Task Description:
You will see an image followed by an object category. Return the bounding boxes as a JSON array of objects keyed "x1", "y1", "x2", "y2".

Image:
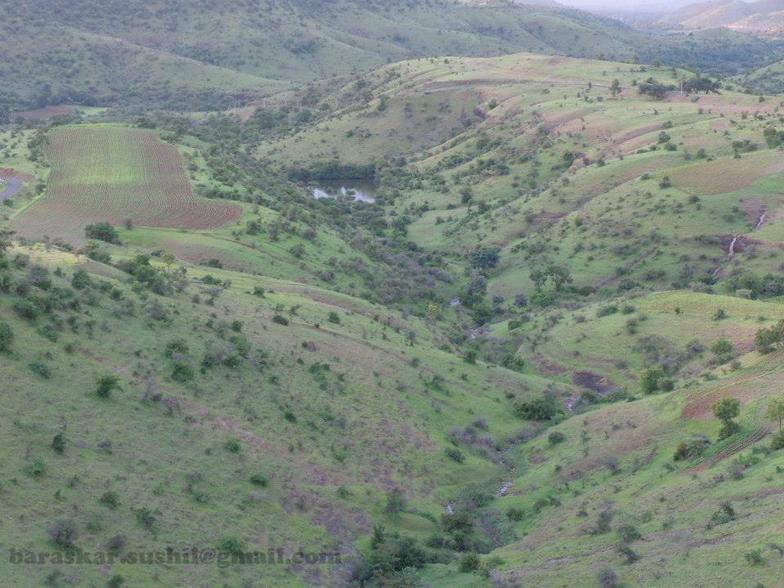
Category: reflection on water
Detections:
[{"x1": 310, "y1": 179, "x2": 377, "y2": 203}]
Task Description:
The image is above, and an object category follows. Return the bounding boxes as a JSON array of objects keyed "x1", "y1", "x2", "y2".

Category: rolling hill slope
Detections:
[
  {"x1": 658, "y1": 0, "x2": 784, "y2": 36},
  {"x1": 5, "y1": 36, "x2": 784, "y2": 586},
  {"x1": 2, "y1": 0, "x2": 784, "y2": 116}
]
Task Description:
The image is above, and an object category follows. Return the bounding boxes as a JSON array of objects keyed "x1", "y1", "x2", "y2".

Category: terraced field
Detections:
[{"x1": 12, "y1": 126, "x2": 242, "y2": 244}]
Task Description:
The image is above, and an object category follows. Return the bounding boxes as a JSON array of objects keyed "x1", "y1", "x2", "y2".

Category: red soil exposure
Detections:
[
  {"x1": 12, "y1": 105, "x2": 77, "y2": 120},
  {"x1": 682, "y1": 367, "x2": 784, "y2": 420},
  {"x1": 0, "y1": 168, "x2": 35, "y2": 181},
  {"x1": 572, "y1": 371, "x2": 619, "y2": 394}
]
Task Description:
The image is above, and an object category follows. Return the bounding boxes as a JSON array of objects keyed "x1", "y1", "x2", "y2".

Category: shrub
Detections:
[
  {"x1": 85, "y1": 222, "x2": 120, "y2": 244},
  {"x1": 596, "y1": 304, "x2": 618, "y2": 317},
  {"x1": 328, "y1": 311, "x2": 341, "y2": 324},
  {"x1": 272, "y1": 315, "x2": 289, "y2": 326},
  {"x1": 51, "y1": 432, "x2": 66, "y2": 454},
  {"x1": 106, "y1": 534, "x2": 126, "y2": 554},
  {"x1": 458, "y1": 553, "x2": 480, "y2": 573},
  {"x1": 384, "y1": 489, "x2": 407, "y2": 515},
  {"x1": 755, "y1": 320, "x2": 784, "y2": 353},
  {"x1": 249, "y1": 474, "x2": 268, "y2": 487},
  {"x1": 225, "y1": 440, "x2": 241, "y2": 453},
  {"x1": 506, "y1": 508, "x2": 525, "y2": 521},
  {"x1": 26, "y1": 456, "x2": 46, "y2": 477},
  {"x1": 134, "y1": 507, "x2": 157, "y2": 531},
  {"x1": 597, "y1": 567, "x2": 619, "y2": 588},
  {"x1": 640, "y1": 366, "x2": 669, "y2": 394},
  {"x1": 707, "y1": 502, "x2": 735, "y2": 528},
  {"x1": 548, "y1": 431, "x2": 565, "y2": 445},
  {"x1": 100, "y1": 491, "x2": 120, "y2": 510},
  {"x1": 745, "y1": 549, "x2": 765, "y2": 566},
  {"x1": 0, "y1": 321, "x2": 13, "y2": 352},
  {"x1": 216, "y1": 537, "x2": 245, "y2": 555},
  {"x1": 771, "y1": 431, "x2": 784, "y2": 450},
  {"x1": 164, "y1": 338, "x2": 189, "y2": 358},
  {"x1": 365, "y1": 534, "x2": 429, "y2": 575},
  {"x1": 171, "y1": 361, "x2": 194, "y2": 383},
  {"x1": 711, "y1": 338, "x2": 733, "y2": 356},
  {"x1": 617, "y1": 524, "x2": 641, "y2": 544},
  {"x1": 47, "y1": 519, "x2": 78, "y2": 549},
  {"x1": 618, "y1": 543, "x2": 640, "y2": 563},
  {"x1": 445, "y1": 447, "x2": 465, "y2": 463},
  {"x1": 29, "y1": 360, "x2": 51, "y2": 379},
  {"x1": 513, "y1": 397, "x2": 559, "y2": 421},
  {"x1": 673, "y1": 435, "x2": 710, "y2": 460},
  {"x1": 96, "y1": 375, "x2": 120, "y2": 398},
  {"x1": 13, "y1": 299, "x2": 39, "y2": 320}
]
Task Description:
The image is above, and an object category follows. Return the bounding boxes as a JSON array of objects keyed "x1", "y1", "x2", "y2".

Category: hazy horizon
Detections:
[{"x1": 555, "y1": 0, "x2": 710, "y2": 12}]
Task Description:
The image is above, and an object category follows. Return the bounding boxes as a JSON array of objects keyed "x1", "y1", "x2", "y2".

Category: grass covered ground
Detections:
[{"x1": 4, "y1": 47, "x2": 784, "y2": 587}]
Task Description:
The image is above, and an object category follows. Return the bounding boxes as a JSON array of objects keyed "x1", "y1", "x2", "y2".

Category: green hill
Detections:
[
  {"x1": 3, "y1": 0, "x2": 784, "y2": 116},
  {"x1": 4, "y1": 19, "x2": 784, "y2": 587}
]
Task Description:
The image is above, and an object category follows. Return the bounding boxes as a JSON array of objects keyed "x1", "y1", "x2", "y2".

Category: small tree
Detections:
[
  {"x1": 713, "y1": 398, "x2": 740, "y2": 439},
  {"x1": 384, "y1": 488, "x2": 407, "y2": 516},
  {"x1": 755, "y1": 320, "x2": 784, "y2": 353},
  {"x1": 766, "y1": 398, "x2": 784, "y2": 449},
  {"x1": 51, "y1": 432, "x2": 66, "y2": 454},
  {"x1": 766, "y1": 398, "x2": 784, "y2": 433},
  {"x1": 640, "y1": 366, "x2": 666, "y2": 394}
]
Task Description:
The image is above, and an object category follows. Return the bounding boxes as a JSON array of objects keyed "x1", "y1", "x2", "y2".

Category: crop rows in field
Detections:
[{"x1": 13, "y1": 126, "x2": 242, "y2": 244}]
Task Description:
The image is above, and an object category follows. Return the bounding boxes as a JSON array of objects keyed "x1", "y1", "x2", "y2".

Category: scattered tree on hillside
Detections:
[
  {"x1": 713, "y1": 398, "x2": 740, "y2": 439},
  {"x1": 85, "y1": 222, "x2": 121, "y2": 244},
  {"x1": 766, "y1": 399, "x2": 784, "y2": 449},
  {"x1": 764, "y1": 126, "x2": 784, "y2": 148},
  {"x1": 640, "y1": 366, "x2": 672, "y2": 394},
  {"x1": 513, "y1": 396, "x2": 560, "y2": 421},
  {"x1": 683, "y1": 76, "x2": 720, "y2": 95},
  {"x1": 638, "y1": 78, "x2": 672, "y2": 99},
  {"x1": 530, "y1": 264, "x2": 572, "y2": 292},
  {"x1": 755, "y1": 320, "x2": 784, "y2": 353},
  {"x1": 766, "y1": 398, "x2": 784, "y2": 433},
  {"x1": 469, "y1": 246, "x2": 500, "y2": 270}
]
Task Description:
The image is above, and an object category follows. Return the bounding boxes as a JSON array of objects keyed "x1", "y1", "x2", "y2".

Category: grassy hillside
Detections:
[
  {"x1": 5, "y1": 41, "x2": 784, "y2": 587},
  {"x1": 2, "y1": 0, "x2": 783, "y2": 116}
]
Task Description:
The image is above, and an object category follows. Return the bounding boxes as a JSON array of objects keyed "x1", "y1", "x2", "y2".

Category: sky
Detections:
[{"x1": 556, "y1": 0, "x2": 700, "y2": 11}]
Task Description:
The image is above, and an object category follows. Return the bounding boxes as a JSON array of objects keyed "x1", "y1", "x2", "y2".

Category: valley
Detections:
[{"x1": 3, "y1": 1, "x2": 784, "y2": 587}]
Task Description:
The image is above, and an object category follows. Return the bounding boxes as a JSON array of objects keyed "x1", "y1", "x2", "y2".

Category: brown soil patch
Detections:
[
  {"x1": 13, "y1": 105, "x2": 77, "y2": 120},
  {"x1": 0, "y1": 168, "x2": 35, "y2": 181},
  {"x1": 572, "y1": 371, "x2": 619, "y2": 394},
  {"x1": 13, "y1": 127, "x2": 242, "y2": 245}
]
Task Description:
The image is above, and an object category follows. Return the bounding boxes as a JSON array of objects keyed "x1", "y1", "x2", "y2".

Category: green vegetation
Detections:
[{"x1": 4, "y1": 4, "x2": 784, "y2": 586}]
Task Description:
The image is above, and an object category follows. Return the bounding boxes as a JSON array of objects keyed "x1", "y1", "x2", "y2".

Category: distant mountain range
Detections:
[{"x1": 658, "y1": 0, "x2": 784, "y2": 35}]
